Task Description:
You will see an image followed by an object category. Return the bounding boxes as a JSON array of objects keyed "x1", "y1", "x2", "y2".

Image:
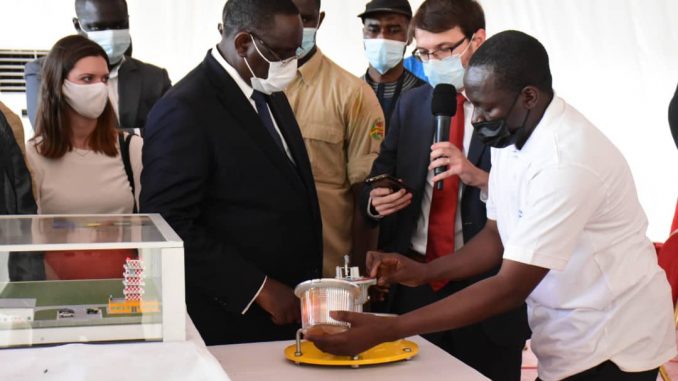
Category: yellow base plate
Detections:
[{"x1": 284, "y1": 340, "x2": 419, "y2": 367}]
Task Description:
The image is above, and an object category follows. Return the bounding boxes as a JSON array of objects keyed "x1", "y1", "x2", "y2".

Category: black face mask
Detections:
[{"x1": 472, "y1": 93, "x2": 530, "y2": 148}]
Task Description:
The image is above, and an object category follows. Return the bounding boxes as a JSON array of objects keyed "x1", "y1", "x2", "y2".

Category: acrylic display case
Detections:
[{"x1": 0, "y1": 214, "x2": 185, "y2": 348}]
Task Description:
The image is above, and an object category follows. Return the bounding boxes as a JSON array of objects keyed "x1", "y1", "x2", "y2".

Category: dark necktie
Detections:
[
  {"x1": 425, "y1": 93, "x2": 466, "y2": 292},
  {"x1": 251, "y1": 90, "x2": 286, "y2": 154}
]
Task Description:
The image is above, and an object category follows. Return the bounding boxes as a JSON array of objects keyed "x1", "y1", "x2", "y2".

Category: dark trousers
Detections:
[
  {"x1": 537, "y1": 360, "x2": 659, "y2": 381},
  {"x1": 389, "y1": 283, "x2": 524, "y2": 381}
]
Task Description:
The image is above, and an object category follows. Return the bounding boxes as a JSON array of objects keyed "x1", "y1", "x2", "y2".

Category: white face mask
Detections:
[
  {"x1": 243, "y1": 35, "x2": 298, "y2": 95},
  {"x1": 363, "y1": 38, "x2": 406, "y2": 75},
  {"x1": 86, "y1": 29, "x2": 131, "y2": 65},
  {"x1": 62, "y1": 79, "x2": 109, "y2": 119},
  {"x1": 296, "y1": 27, "x2": 318, "y2": 59},
  {"x1": 422, "y1": 35, "x2": 473, "y2": 89}
]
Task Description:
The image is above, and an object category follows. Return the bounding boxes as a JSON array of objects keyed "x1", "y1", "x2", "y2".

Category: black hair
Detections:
[
  {"x1": 469, "y1": 30, "x2": 553, "y2": 94},
  {"x1": 413, "y1": 0, "x2": 484, "y2": 39},
  {"x1": 222, "y1": 0, "x2": 299, "y2": 36}
]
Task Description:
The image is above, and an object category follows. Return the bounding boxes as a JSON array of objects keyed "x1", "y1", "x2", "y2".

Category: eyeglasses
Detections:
[
  {"x1": 413, "y1": 36, "x2": 469, "y2": 62},
  {"x1": 250, "y1": 33, "x2": 301, "y2": 65}
]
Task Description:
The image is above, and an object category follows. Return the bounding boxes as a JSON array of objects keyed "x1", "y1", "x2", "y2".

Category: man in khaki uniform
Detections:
[{"x1": 286, "y1": 0, "x2": 385, "y2": 276}]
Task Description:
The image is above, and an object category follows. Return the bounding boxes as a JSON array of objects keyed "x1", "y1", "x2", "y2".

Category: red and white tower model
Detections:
[{"x1": 122, "y1": 258, "x2": 145, "y2": 301}]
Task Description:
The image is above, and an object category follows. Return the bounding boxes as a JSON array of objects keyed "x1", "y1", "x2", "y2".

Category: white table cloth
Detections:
[{"x1": 0, "y1": 316, "x2": 230, "y2": 381}]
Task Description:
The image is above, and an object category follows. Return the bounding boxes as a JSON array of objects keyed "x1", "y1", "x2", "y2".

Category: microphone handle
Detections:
[{"x1": 433, "y1": 115, "x2": 451, "y2": 190}]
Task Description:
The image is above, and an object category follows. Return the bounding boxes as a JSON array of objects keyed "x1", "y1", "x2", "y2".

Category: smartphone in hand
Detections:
[{"x1": 364, "y1": 174, "x2": 414, "y2": 193}]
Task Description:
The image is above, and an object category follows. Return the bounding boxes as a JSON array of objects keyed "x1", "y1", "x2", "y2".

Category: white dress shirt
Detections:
[
  {"x1": 487, "y1": 95, "x2": 676, "y2": 380},
  {"x1": 107, "y1": 58, "x2": 121, "y2": 122}
]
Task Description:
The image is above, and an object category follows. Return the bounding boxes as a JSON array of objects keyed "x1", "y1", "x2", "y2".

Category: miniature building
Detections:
[
  {"x1": 107, "y1": 258, "x2": 160, "y2": 315},
  {"x1": 123, "y1": 258, "x2": 145, "y2": 301}
]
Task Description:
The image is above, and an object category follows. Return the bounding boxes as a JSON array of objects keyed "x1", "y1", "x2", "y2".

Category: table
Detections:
[
  {"x1": 0, "y1": 316, "x2": 230, "y2": 381},
  {"x1": 209, "y1": 336, "x2": 490, "y2": 381}
]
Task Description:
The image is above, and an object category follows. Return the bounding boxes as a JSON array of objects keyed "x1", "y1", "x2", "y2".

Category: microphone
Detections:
[{"x1": 431, "y1": 84, "x2": 457, "y2": 190}]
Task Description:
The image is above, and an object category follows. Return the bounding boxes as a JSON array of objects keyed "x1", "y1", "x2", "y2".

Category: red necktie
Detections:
[{"x1": 425, "y1": 93, "x2": 465, "y2": 292}]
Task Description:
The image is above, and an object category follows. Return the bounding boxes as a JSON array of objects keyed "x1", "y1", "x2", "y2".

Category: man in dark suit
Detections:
[
  {"x1": 24, "y1": 0, "x2": 171, "y2": 133},
  {"x1": 140, "y1": 0, "x2": 323, "y2": 345},
  {"x1": 0, "y1": 112, "x2": 35, "y2": 216},
  {"x1": 0, "y1": 110, "x2": 44, "y2": 281},
  {"x1": 358, "y1": 1, "x2": 529, "y2": 380}
]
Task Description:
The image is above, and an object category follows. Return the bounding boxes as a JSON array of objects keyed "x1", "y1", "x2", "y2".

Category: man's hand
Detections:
[
  {"x1": 369, "y1": 187, "x2": 412, "y2": 217},
  {"x1": 255, "y1": 278, "x2": 300, "y2": 325},
  {"x1": 304, "y1": 311, "x2": 398, "y2": 356},
  {"x1": 367, "y1": 251, "x2": 428, "y2": 287},
  {"x1": 368, "y1": 284, "x2": 390, "y2": 303},
  {"x1": 429, "y1": 142, "x2": 488, "y2": 190}
]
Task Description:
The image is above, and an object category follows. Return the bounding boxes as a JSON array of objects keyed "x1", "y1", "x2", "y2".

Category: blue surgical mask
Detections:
[
  {"x1": 422, "y1": 36, "x2": 473, "y2": 89},
  {"x1": 296, "y1": 27, "x2": 318, "y2": 59},
  {"x1": 86, "y1": 29, "x2": 131, "y2": 65},
  {"x1": 364, "y1": 38, "x2": 406, "y2": 75},
  {"x1": 423, "y1": 54, "x2": 465, "y2": 89}
]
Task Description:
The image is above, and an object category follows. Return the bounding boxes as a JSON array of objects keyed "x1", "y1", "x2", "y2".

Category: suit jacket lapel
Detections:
[
  {"x1": 117, "y1": 59, "x2": 142, "y2": 129},
  {"x1": 396, "y1": 87, "x2": 435, "y2": 248},
  {"x1": 268, "y1": 93, "x2": 315, "y2": 191},
  {"x1": 413, "y1": 89, "x2": 435, "y2": 189},
  {"x1": 201, "y1": 54, "x2": 304, "y2": 190},
  {"x1": 460, "y1": 126, "x2": 488, "y2": 204},
  {"x1": 466, "y1": 129, "x2": 487, "y2": 167}
]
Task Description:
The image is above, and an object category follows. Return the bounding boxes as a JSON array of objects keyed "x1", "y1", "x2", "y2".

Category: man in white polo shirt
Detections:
[{"x1": 306, "y1": 30, "x2": 677, "y2": 381}]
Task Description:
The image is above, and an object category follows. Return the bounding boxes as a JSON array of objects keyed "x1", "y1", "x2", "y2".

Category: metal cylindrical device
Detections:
[
  {"x1": 294, "y1": 279, "x2": 360, "y2": 336},
  {"x1": 335, "y1": 256, "x2": 377, "y2": 312}
]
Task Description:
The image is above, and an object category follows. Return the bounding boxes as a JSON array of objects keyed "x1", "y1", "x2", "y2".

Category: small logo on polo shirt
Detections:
[
  {"x1": 518, "y1": 209, "x2": 523, "y2": 218},
  {"x1": 370, "y1": 119, "x2": 385, "y2": 140}
]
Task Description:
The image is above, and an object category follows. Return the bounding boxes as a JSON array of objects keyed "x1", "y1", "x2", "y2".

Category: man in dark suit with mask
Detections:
[
  {"x1": 24, "y1": 0, "x2": 170, "y2": 133},
  {"x1": 140, "y1": 0, "x2": 323, "y2": 345}
]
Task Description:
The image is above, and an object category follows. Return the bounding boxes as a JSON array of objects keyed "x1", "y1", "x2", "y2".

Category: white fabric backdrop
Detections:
[{"x1": 0, "y1": 0, "x2": 676, "y2": 240}]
